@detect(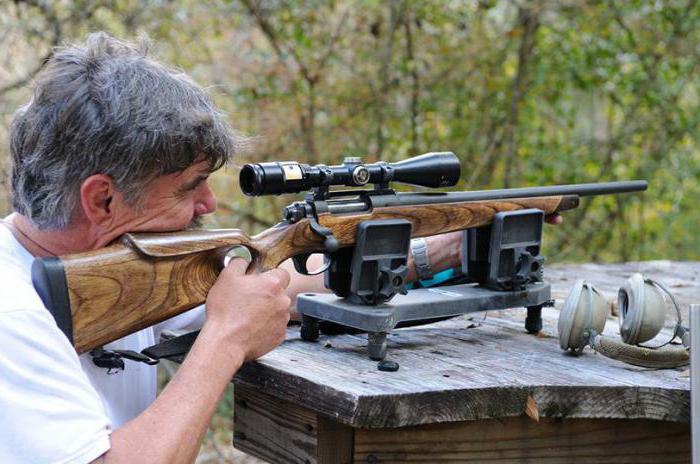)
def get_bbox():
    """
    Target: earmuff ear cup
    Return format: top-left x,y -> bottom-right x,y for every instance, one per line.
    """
618,273 -> 666,345
558,280 -> 608,352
